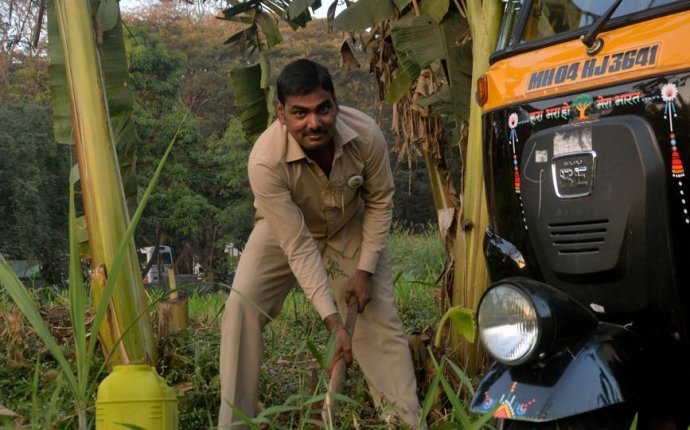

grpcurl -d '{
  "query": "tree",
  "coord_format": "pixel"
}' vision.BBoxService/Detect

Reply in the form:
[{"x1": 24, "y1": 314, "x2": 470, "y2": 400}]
[
  {"x1": 0, "y1": 0, "x2": 49, "y2": 103},
  {"x1": 125, "y1": 25, "x2": 255, "y2": 280},
  {"x1": 0, "y1": 103, "x2": 70, "y2": 284}
]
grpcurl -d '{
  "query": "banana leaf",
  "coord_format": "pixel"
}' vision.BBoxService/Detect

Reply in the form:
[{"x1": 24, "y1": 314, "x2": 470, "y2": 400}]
[
  {"x1": 52, "y1": 0, "x2": 156, "y2": 365},
  {"x1": 255, "y1": 11, "x2": 283, "y2": 49},
  {"x1": 287, "y1": 0, "x2": 318, "y2": 20},
  {"x1": 332, "y1": 0, "x2": 398, "y2": 32},
  {"x1": 420, "y1": 0, "x2": 450, "y2": 23},
  {"x1": 219, "y1": 0, "x2": 261, "y2": 19},
  {"x1": 391, "y1": 15, "x2": 447, "y2": 80},
  {"x1": 48, "y1": 0, "x2": 140, "y2": 215},
  {"x1": 230, "y1": 60, "x2": 271, "y2": 142},
  {"x1": 440, "y1": 10, "x2": 473, "y2": 126}
]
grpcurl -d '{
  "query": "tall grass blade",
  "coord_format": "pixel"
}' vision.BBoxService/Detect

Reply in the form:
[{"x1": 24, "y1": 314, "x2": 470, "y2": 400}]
[
  {"x1": 420, "y1": 359, "x2": 442, "y2": 426},
  {"x1": 430, "y1": 353, "x2": 471, "y2": 428},
  {"x1": 446, "y1": 359, "x2": 475, "y2": 397},
  {"x1": 68, "y1": 165, "x2": 88, "y2": 398},
  {"x1": 0, "y1": 257, "x2": 78, "y2": 395},
  {"x1": 30, "y1": 357, "x2": 40, "y2": 428},
  {"x1": 468, "y1": 408, "x2": 496, "y2": 430}
]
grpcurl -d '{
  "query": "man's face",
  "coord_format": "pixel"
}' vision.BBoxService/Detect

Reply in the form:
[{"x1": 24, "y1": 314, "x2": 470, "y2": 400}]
[{"x1": 277, "y1": 88, "x2": 339, "y2": 153}]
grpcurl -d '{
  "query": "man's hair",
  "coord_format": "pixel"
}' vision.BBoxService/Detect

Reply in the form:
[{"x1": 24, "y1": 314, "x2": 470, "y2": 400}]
[{"x1": 276, "y1": 59, "x2": 336, "y2": 104}]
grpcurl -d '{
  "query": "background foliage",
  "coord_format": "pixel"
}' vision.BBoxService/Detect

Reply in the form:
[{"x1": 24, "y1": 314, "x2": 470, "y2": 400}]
[{"x1": 1, "y1": 2, "x2": 437, "y2": 282}]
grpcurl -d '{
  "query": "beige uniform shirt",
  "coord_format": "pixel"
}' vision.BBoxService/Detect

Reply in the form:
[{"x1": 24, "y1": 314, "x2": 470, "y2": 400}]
[{"x1": 247, "y1": 106, "x2": 394, "y2": 320}]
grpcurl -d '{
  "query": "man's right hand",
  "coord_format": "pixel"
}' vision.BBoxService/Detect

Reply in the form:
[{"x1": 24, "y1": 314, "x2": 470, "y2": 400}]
[{"x1": 324, "y1": 313, "x2": 353, "y2": 376}]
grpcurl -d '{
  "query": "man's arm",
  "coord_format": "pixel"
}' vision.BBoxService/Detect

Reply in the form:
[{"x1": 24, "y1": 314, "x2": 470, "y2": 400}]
[
  {"x1": 347, "y1": 125, "x2": 394, "y2": 312},
  {"x1": 357, "y1": 125, "x2": 394, "y2": 273},
  {"x1": 248, "y1": 156, "x2": 338, "y2": 320}
]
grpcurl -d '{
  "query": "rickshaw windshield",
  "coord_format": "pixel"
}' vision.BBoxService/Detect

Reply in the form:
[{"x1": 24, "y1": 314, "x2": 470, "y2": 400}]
[{"x1": 496, "y1": 0, "x2": 684, "y2": 51}]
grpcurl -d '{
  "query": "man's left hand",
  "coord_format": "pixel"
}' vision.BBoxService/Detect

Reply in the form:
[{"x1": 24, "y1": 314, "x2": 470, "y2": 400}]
[{"x1": 346, "y1": 269, "x2": 373, "y2": 313}]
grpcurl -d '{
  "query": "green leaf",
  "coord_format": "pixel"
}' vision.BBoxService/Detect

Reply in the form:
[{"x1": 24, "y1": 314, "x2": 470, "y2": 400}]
[
  {"x1": 255, "y1": 11, "x2": 283, "y2": 50},
  {"x1": 258, "y1": 404, "x2": 302, "y2": 417},
  {"x1": 230, "y1": 63, "x2": 270, "y2": 142},
  {"x1": 224, "y1": 25, "x2": 256, "y2": 46},
  {"x1": 417, "y1": 86, "x2": 456, "y2": 115},
  {"x1": 435, "y1": 306, "x2": 476, "y2": 347},
  {"x1": 47, "y1": 0, "x2": 72, "y2": 146},
  {"x1": 99, "y1": 7, "x2": 141, "y2": 214},
  {"x1": 430, "y1": 354, "x2": 471, "y2": 427},
  {"x1": 259, "y1": 51, "x2": 271, "y2": 89},
  {"x1": 332, "y1": 0, "x2": 398, "y2": 32},
  {"x1": 468, "y1": 409, "x2": 499, "y2": 430},
  {"x1": 446, "y1": 358, "x2": 475, "y2": 397},
  {"x1": 391, "y1": 15, "x2": 446, "y2": 80},
  {"x1": 440, "y1": 10, "x2": 472, "y2": 123},
  {"x1": 419, "y1": 355, "x2": 442, "y2": 425},
  {"x1": 48, "y1": 0, "x2": 140, "y2": 211},
  {"x1": 69, "y1": 165, "x2": 88, "y2": 398},
  {"x1": 288, "y1": 10, "x2": 312, "y2": 28},
  {"x1": 392, "y1": 0, "x2": 411, "y2": 11},
  {"x1": 97, "y1": 0, "x2": 120, "y2": 32},
  {"x1": 287, "y1": 0, "x2": 316, "y2": 20},
  {"x1": 305, "y1": 340, "x2": 324, "y2": 369},
  {"x1": 383, "y1": 68, "x2": 413, "y2": 104},
  {"x1": 220, "y1": 0, "x2": 260, "y2": 19},
  {"x1": 420, "y1": 0, "x2": 450, "y2": 23}
]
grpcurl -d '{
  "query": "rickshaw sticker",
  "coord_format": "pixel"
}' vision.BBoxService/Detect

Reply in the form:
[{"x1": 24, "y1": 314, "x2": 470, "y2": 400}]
[
  {"x1": 527, "y1": 91, "x2": 651, "y2": 126},
  {"x1": 527, "y1": 43, "x2": 660, "y2": 92},
  {"x1": 481, "y1": 383, "x2": 536, "y2": 419}
]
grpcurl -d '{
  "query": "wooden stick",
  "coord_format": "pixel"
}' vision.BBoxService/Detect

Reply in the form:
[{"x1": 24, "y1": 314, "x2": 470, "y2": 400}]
[{"x1": 322, "y1": 295, "x2": 359, "y2": 426}]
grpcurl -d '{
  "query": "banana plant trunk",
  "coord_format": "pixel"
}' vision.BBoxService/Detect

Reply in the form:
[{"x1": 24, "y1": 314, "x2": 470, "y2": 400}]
[
  {"x1": 452, "y1": 0, "x2": 503, "y2": 377},
  {"x1": 53, "y1": 0, "x2": 156, "y2": 365}
]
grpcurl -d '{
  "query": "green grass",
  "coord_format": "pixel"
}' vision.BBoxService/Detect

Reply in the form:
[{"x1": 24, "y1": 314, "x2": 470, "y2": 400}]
[{"x1": 0, "y1": 225, "x2": 491, "y2": 429}]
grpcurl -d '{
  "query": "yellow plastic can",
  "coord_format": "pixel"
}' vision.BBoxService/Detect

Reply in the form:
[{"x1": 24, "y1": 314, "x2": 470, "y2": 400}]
[{"x1": 96, "y1": 364, "x2": 178, "y2": 430}]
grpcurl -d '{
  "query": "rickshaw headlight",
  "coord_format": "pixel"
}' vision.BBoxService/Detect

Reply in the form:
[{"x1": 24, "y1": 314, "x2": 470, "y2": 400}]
[{"x1": 478, "y1": 284, "x2": 539, "y2": 365}]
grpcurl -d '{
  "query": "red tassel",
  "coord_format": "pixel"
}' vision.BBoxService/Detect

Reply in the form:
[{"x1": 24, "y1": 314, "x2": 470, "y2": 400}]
[
  {"x1": 672, "y1": 146, "x2": 685, "y2": 178},
  {"x1": 514, "y1": 167, "x2": 521, "y2": 193}
]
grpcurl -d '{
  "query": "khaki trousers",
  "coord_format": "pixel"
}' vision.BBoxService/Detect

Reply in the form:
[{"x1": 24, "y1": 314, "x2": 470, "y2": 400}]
[{"x1": 218, "y1": 219, "x2": 424, "y2": 429}]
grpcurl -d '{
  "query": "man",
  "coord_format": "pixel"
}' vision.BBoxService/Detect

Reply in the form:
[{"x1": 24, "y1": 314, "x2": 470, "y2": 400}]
[{"x1": 218, "y1": 59, "x2": 424, "y2": 429}]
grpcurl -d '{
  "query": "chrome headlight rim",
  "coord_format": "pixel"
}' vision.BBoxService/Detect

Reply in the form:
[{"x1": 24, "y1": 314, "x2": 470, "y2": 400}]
[{"x1": 478, "y1": 280, "x2": 546, "y2": 366}]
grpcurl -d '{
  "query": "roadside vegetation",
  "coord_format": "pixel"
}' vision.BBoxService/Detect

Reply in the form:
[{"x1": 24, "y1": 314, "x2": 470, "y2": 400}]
[
  {"x1": 0, "y1": 224, "x2": 491, "y2": 429},
  {"x1": 1, "y1": 1, "x2": 490, "y2": 428}
]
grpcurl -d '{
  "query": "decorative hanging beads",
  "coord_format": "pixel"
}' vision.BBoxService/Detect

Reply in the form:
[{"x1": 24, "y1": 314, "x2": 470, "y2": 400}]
[
  {"x1": 661, "y1": 83, "x2": 689, "y2": 224},
  {"x1": 508, "y1": 113, "x2": 527, "y2": 230}
]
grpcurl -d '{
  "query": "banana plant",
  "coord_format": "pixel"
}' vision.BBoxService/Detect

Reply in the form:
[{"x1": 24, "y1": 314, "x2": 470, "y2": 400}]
[
  {"x1": 0, "y1": 128, "x2": 179, "y2": 429},
  {"x1": 48, "y1": 0, "x2": 140, "y2": 216},
  {"x1": 48, "y1": 0, "x2": 156, "y2": 366},
  {"x1": 331, "y1": 0, "x2": 503, "y2": 375},
  {"x1": 451, "y1": 0, "x2": 503, "y2": 376},
  {"x1": 218, "y1": 0, "x2": 323, "y2": 141}
]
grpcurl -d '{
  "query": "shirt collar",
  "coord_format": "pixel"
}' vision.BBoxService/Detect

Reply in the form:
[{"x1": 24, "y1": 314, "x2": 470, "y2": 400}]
[{"x1": 284, "y1": 111, "x2": 359, "y2": 163}]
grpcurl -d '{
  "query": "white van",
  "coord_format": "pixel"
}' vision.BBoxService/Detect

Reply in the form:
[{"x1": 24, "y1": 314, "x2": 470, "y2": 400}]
[{"x1": 139, "y1": 246, "x2": 173, "y2": 285}]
